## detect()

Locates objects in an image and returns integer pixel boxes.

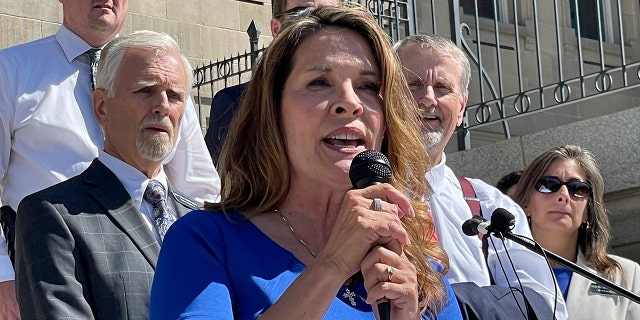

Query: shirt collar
[425,153,447,185]
[55,25,94,63]
[97,150,168,209]
[55,25,114,63]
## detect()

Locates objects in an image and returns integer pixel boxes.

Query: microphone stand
[496,231,640,305]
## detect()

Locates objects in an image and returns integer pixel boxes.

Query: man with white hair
[14,31,199,320]
[395,34,568,319]
[0,1,219,317]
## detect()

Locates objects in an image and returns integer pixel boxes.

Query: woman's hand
[317,183,415,285]
[361,246,421,320]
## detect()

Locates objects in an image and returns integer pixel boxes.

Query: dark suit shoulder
[212,83,248,101]
[23,159,123,199]
[205,82,250,165]
[17,160,128,223]
[19,172,92,207]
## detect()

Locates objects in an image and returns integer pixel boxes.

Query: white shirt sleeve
[0,233,13,282]
[0,50,15,282]
[163,96,221,203]
[471,178,569,320]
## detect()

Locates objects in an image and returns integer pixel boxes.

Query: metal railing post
[449,0,470,151]
[247,20,260,69]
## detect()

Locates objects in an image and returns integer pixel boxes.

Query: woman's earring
[580,221,590,231]
[526,216,531,225]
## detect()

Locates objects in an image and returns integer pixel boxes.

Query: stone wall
[1,1,274,132]
[0,0,274,69]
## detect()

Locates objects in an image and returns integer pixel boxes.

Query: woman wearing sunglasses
[512,144,640,319]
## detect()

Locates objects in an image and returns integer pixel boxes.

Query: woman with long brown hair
[150,4,461,320]
[513,144,640,319]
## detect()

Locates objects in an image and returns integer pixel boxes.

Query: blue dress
[150,210,463,319]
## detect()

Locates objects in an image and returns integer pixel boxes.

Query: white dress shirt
[426,154,568,319]
[98,150,170,243]
[0,25,220,281]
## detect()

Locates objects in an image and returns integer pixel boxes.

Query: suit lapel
[566,251,593,318]
[83,159,161,268]
[167,183,201,218]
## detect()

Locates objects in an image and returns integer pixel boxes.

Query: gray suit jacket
[14,159,199,320]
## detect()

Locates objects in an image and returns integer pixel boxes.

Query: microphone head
[349,150,391,189]
[491,208,516,233]
[462,219,477,236]
[462,215,486,236]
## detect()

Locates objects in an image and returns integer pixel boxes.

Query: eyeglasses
[534,176,592,198]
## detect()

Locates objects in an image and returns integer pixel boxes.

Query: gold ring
[387,266,395,282]
[373,198,382,211]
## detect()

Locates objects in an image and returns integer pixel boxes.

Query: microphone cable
[486,232,529,320]
[490,208,560,319]
[463,210,562,319]
[509,232,561,320]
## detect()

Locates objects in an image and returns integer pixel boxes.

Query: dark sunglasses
[534,176,592,198]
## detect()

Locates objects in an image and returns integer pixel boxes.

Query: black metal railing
[447,0,640,150]
[360,0,416,42]
[193,0,640,151]
[192,0,416,125]
[192,21,266,123]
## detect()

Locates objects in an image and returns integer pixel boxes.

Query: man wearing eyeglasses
[204,0,338,166]
[394,34,569,320]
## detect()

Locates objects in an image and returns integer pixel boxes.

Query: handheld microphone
[349,150,392,188]
[348,150,391,320]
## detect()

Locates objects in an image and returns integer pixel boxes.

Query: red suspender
[457,176,481,215]
[457,176,494,284]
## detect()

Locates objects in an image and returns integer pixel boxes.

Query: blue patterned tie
[143,180,177,240]
[87,48,101,90]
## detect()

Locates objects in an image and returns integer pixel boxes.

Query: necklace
[275,209,317,257]
[275,209,367,307]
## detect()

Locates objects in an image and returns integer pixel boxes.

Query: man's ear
[455,94,468,127]
[270,18,281,37]
[93,89,108,126]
